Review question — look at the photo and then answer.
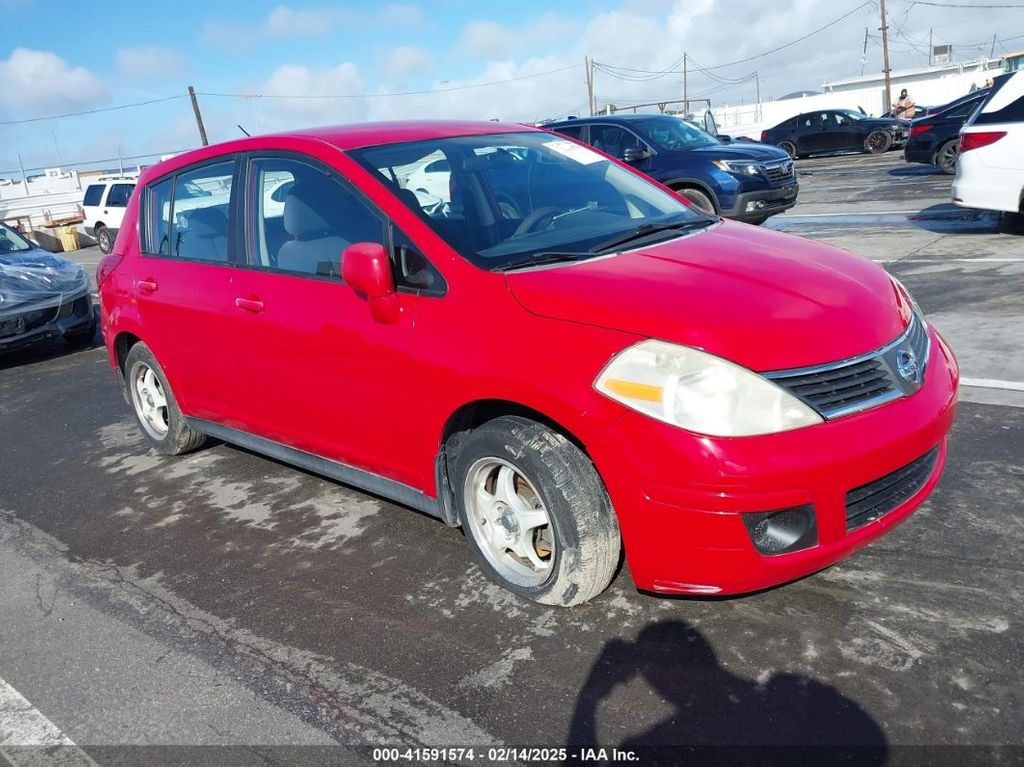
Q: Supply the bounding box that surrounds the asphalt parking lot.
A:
[1,151,1022,761]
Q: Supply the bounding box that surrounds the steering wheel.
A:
[513,206,562,237]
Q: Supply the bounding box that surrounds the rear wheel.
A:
[124,343,206,455]
[675,187,716,215]
[777,140,797,158]
[865,131,893,154]
[451,416,620,606]
[936,139,958,175]
[96,225,113,254]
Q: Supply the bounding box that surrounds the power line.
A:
[0,148,192,176]
[198,64,584,101]
[0,95,186,127]
[909,0,1024,6]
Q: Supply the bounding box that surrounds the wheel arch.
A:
[434,398,594,527]
[665,178,720,211]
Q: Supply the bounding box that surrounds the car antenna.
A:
[237,124,251,137]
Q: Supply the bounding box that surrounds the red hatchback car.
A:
[98,121,958,606]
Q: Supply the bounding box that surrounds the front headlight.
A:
[712,159,761,176]
[595,340,823,437]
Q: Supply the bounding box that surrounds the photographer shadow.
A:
[566,620,886,764]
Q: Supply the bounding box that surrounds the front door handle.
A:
[235,297,265,313]
[137,279,158,293]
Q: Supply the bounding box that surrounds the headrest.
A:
[186,206,228,239]
[396,188,422,211]
[284,180,351,238]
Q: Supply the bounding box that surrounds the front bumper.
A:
[721,184,799,222]
[589,326,959,596]
[0,290,95,352]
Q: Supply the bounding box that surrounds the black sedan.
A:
[0,222,96,352]
[760,109,909,158]
[904,89,990,174]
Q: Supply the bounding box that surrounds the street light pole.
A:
[880,0,893,113]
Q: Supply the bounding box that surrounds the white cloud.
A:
[117,46,187,82]
[458,13,579,59]
[381,46,435,78]
[377,2,427,29]
[0,48,107,114]
[265,5,335,38]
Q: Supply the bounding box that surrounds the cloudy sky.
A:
[0,0,1021,174]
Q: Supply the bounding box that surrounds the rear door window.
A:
[106,183,134,207]
[141,160,235,262]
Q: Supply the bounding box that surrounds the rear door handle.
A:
[235,297,265,313]
[137,279,158,293]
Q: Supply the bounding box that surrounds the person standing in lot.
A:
[893,88,917,119]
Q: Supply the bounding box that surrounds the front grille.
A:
[845,447,939,531]
[762,160,795,183]
[766,313,931,419]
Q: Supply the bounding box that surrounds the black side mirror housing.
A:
[622,146,650,163]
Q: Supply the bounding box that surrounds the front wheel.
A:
[675,188,716,215]
[936,139,958,175]
[451,416,621,606]
[865,131,893,154]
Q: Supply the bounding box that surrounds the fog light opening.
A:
[742,504,817,556]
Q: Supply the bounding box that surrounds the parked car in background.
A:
[761,110,909,158]
[99,120,957,606]
[953,72,1024,217]
[546,114,797,224]
[0,222,95,351]
[81,174,137,254]
[905,89,990,174]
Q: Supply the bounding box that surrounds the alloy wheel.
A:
[130,362,169,440]
[463,457,555,587]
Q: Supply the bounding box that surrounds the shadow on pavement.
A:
[566,620,886,762]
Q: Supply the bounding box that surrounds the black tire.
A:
[935,139,958,175]
[675,187,716,215]
[124,342,206,455]
[96,226,113,254]
[777,140,797,158]
[865,131,893,155]
[450,416,621,606]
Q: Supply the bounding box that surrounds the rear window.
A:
[83,184,105,207]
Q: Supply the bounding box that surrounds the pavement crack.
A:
[32,572,56,618]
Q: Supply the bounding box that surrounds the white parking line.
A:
[961,377,1024,392]
[898,258,1024,263]
[0,675,95,766]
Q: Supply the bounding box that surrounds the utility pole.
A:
[585,56,595,116]
[755,71,761,123]
[880,0,893,113]
[18,153,29,196]
[990,34,998,58]
[861,27,869,76]
[683,53,688,115]
[188,85,209,146]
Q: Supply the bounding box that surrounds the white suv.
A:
[81,175,137,253]
[953,72,1024,218]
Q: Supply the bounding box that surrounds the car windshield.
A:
[351,131,713,271]
[0,223,33,253]
[635,118,719,150]
[836,109,868,120]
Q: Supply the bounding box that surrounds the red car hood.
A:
[505,221,913,372]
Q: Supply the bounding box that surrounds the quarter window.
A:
[83,184,104,207]
[142,178,174,256]
[248,157,385,278]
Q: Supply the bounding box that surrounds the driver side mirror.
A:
[341,242,400,324]
[622,146,650,163]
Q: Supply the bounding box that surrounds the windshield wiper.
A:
[492,251,594,272]
[588,219,712,255]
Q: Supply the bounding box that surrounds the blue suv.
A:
[545,114,798,224]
